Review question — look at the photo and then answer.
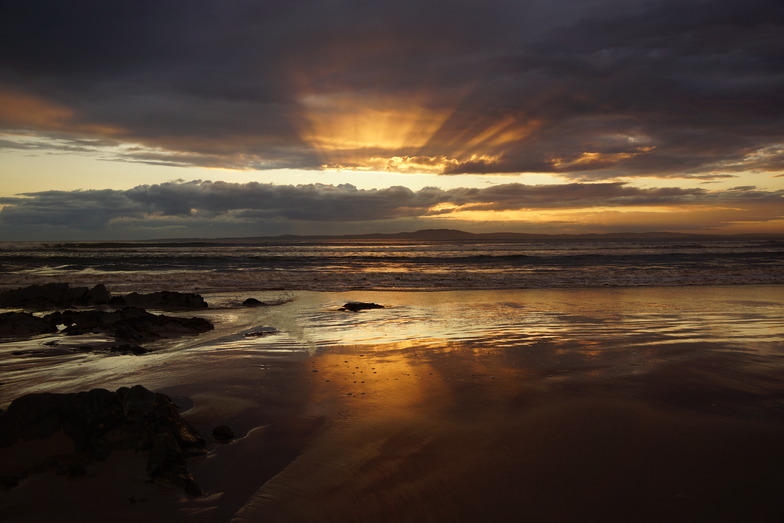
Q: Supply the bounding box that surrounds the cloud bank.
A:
[1,181,781,240]
[2,0,783,179]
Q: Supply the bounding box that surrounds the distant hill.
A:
[150,228,784,244]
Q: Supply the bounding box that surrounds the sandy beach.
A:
[2,286,784,522]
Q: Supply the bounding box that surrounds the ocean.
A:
[1,238,784,522]
[1,237,783,292]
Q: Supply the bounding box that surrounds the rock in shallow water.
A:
[110,291,208,310]
[245,327,279,337]
[44,307,214,342]
[339,301,385,312]
[242,298,264,307]
[212,425,235,443]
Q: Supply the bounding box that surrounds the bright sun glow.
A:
[297,92,454,171]
[294,90,541,175]
[422,203,743,224]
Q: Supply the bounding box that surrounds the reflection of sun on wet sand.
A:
[2,287,784,522]
[236,310,784,522]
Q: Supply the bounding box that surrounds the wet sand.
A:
[2,286,784,522]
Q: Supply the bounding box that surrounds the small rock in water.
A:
[242,298,264,307]
[339,302,385,312]
[245,327,279,337]
[243,295,294,307]
[108,344,150,355]
[212,425,235,443]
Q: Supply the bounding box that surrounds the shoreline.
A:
[2,285,784,521]
[2,277,783,295]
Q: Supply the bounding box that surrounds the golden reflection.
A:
[306,338,537,419]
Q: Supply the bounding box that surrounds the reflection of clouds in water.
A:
[295,286,784,429]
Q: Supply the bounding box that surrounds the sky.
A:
[1,0,783,240]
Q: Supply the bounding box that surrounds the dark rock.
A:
[44,307,213,342]
[0,385,205,495]
[45,308,149,335]
[111,291,208,310]
[147,433,202,497]
[243,295,294,307]
[0,283,111,309]
[113,385,206,454]
[1,475,19,489]
[108,344,150,355]
[113,313,213,342]
[339,302,385,312]
[212,425,235,443]
[86,284,111,304]
[0,312,58,337]
[245,327,279,337]
[242,298,264,307]
[55,461,87,477]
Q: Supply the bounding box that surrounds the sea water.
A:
[1,240,784,522]
[1,237,782,292]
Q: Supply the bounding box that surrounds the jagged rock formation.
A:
[0,385,205,496]
[0,283,110,309]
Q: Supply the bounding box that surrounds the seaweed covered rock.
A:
[0,283,111,309]
[0,385,205,495]
[110,291,208,310]
[0,311,58,337]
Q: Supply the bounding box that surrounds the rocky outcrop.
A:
[43,307,214,342]
[0,312,58,337]
[44,307,151,335]
[109,291,208,310]
[0,386,205,495]
[0,284,208,311]
[340,302,385,312]
[112,311,213,342]
[0,283,111,309]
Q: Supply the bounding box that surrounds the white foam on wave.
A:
[2,264,783,294]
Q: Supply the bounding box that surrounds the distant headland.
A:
[49,228,784,247]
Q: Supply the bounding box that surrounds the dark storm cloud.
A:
[1,0,783,178]
[2,181,782,231]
